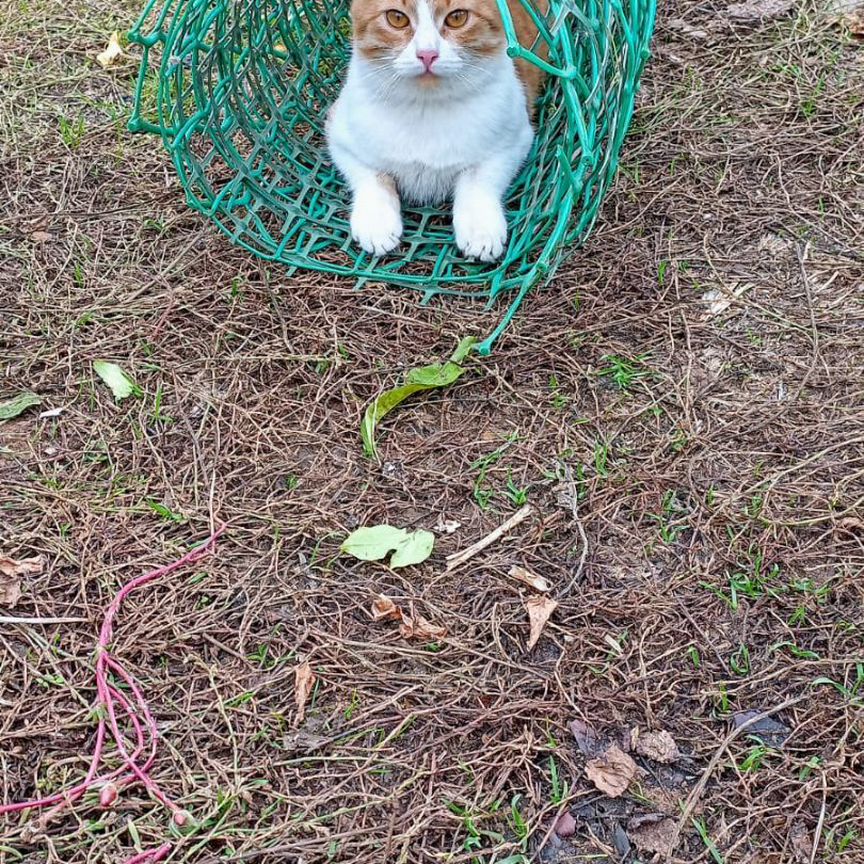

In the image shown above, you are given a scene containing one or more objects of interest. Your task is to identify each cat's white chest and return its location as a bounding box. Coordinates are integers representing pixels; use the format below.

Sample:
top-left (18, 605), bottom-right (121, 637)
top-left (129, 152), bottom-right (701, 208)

top-left (328, 56), bottom-right (530, 204)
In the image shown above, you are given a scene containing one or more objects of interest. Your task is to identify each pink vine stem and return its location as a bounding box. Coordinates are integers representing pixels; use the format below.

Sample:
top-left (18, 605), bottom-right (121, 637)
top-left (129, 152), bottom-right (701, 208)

top-left (0, 525), bottom-right (227, 863)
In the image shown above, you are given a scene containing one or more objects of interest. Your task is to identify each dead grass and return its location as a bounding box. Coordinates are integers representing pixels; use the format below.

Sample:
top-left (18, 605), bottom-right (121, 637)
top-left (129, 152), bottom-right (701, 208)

top-left (1, 0), bottom-right (863, 862)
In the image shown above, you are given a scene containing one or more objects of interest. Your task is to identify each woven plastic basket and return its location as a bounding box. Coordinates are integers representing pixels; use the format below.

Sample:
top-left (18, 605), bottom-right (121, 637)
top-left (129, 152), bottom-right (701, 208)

top-left (129, 0), bottom-right (656, 353)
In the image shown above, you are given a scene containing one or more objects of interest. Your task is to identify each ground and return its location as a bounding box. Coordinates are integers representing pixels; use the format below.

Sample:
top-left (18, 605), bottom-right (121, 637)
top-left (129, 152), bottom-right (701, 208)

top-left (2, 0), bottom-right (864, 861)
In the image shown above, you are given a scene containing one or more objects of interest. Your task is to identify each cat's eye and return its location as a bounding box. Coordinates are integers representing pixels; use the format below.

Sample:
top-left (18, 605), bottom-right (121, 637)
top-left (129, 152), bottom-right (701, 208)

top-left (444, 9), bottom-right (469, 28)
top-left (385, 9), bottom-right (410, 29)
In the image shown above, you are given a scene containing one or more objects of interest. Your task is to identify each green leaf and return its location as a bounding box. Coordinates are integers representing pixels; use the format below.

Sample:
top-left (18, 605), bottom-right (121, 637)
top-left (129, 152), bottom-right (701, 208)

top-left (341, 525), bottom-right (408, 561)
top-left (341, 525), bottom-right (435, 569)
top-left (93, 360), bottom-right (138, 402)
top-left (361, 336), bottom-right (478, 458)
top-left (450, 335), bottom-right (477, 364)
top-left (0, 392), bottom-right (41, 421)
top-left (389, 529), bottom-right (435, 568)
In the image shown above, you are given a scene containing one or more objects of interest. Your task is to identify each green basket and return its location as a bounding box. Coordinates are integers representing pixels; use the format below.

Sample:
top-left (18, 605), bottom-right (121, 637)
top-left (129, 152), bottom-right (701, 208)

top-left (129, 0), bottom-right (656, 354)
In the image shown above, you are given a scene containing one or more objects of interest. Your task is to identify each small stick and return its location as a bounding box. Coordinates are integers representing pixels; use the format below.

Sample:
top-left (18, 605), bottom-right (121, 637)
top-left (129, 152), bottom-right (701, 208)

top-left (445, 505), bottom-right (534, 572)
top-left (0, 616), bottom-right (88, 625)
top-left (810, 772), bottom-right (827, 864)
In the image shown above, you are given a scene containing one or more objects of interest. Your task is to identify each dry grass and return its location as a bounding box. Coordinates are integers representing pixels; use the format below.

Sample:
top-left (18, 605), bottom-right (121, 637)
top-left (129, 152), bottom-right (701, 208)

top-left (2, 0), bottom-right (863, 862)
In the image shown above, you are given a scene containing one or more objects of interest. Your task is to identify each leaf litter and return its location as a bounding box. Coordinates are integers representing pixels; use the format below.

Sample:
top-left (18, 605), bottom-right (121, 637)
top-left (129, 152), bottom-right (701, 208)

top-left (370, 594), bottom-right (447, 641)
top-left (294, 661), bottom-right (315, 725)
top-left (509, 564), bottom-right (551, 592)
top-left (584, 744), bottom-right (638, 798)
top-left (96, 32), bottom-right (127, 68)
top-left (524, 595), bottom-right (557, 650)
top-left (0, 554), bottom-right (46, 608)
top-left (633, 728), bottom-right (680, 763)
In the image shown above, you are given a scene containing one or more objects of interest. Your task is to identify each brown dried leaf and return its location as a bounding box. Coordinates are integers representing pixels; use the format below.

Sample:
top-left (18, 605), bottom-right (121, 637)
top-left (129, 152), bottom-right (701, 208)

top-left (0, 555), bottom-right (46, 608)
top-left (96, 32), bottom-right (126, 68)
top-left (371, 593), bottom-right (403, 621)
top-left (1, 577), bottom-right (22, 607)
top-left (509, 564), bottom-right (551, 593)
top-left (627, 816), bottom-right (676, 855)
top-left (569, 718), bottom-right (603, 757)
top-left (585, 744), bottom-right (637, 798)
top-left (294, 661), bottom-right (315, 725)
top-left (633, 728), bottom-right (680, 764)
top-left (0, 555), bottom-right (46, 578)
top-left (525, 595), bottom-right (558, 650)
top-left (399, 612), bottom-right (446, 641)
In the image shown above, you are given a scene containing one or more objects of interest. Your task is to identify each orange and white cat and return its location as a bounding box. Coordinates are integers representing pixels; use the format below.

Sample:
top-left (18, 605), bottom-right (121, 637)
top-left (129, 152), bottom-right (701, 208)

top-left (326, 0), bottom-right (545, 262)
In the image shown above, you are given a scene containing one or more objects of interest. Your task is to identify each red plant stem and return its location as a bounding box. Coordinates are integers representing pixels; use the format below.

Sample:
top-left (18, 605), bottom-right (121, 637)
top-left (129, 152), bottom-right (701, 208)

top-left (0, 525), bottom-right (226, 864)
top-left (125, 842), bottom-right (172, 863)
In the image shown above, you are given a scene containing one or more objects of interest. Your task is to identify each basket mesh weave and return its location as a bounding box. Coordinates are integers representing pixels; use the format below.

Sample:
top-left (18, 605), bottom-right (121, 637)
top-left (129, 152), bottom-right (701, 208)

top-left (129, 0), bottom-right (656, 353)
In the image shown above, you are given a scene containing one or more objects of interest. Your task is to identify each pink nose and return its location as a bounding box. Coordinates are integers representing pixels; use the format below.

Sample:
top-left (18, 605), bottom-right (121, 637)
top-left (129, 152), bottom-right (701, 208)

top-left (416, 50), bottom-right (439, 72)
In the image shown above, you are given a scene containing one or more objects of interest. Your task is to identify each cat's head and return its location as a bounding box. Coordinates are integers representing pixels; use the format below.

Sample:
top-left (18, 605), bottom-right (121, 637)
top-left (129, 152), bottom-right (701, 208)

top-left (349, 0), bottom-right (506, 88)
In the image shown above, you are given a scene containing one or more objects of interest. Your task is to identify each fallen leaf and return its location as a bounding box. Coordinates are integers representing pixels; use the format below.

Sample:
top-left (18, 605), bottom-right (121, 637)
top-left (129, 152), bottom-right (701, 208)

top-left (525, 595), bottom-right (557, 650)
top-left (725, 0), bottom-right (795, 20)
top-left (361, 336), bottom-right (476, 458)
top-left (294, 661), bottom-right (315, 725)
top-left (96, 31), bottom-right (127, 68)
top-left (371, 594), bottom-right (402, 621)
top-left (371, 595), bottom-right (446, 641)
top-left (569, 718), bottom-right (604, 757)
top-left (702, 282), bottom-right (752, 317)
top-left (555, 811), bottom-right (576, 837)
top-left (0, 555), bottom-right (46, 578)
top-left (434, 518), bottom-right (461, 534)
top-left (0, 393), bottom-right (42, 422)
top-left (612, 824), bottom-right (631, 858)
top-left (342, 525), bottom-right (435, 569)
top-left (93, 360), bottom-right (139, 402)
top-left (399, 612), bottom-right (447, 641)
top-left (509, 564), bottom-right (551, 593)
top-left (732, 710), bottom-right (790, 748)
top-left (633, 729), bottom-right (680, 763)
top-left (627, 816), bottom-right (676, 855)
top-left (0, 578), bottom-right (22, 607)
top-left (31, 231), bottom-right (53, 243)
top-left (585, 744), bottom-right (638, 798)
top-left (390, 531), bottom-right (435, 568)
top-left (0, 554), bottom-right (45, 608)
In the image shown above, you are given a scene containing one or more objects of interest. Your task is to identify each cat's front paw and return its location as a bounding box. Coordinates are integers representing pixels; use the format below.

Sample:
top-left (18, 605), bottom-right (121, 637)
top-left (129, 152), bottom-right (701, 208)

top-left (453, 197), bottom-right (507, 263)
top-left (351, 189), bottom-right (403, 257)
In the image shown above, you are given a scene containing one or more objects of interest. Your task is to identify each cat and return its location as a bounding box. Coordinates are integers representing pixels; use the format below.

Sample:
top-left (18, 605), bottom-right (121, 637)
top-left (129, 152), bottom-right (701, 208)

top-left (326, 0), bottom-right (547, 262)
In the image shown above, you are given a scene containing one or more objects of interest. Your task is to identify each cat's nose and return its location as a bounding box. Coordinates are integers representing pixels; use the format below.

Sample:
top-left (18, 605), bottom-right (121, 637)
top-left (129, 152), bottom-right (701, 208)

top-left (416, 50), bottom-right (439, 72)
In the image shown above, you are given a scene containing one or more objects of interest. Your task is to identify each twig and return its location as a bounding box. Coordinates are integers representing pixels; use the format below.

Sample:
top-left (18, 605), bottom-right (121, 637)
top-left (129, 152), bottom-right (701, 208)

top-left (810, 772), bottom-right (827, 864)
top-left (669, 694), bottom-right (807, 858)
top-left (558, 466), bottom-right (588, 598)
top-left (0, 616), bottom-right (88, 625)
top-left (444, 505), bottom-right (534, 571)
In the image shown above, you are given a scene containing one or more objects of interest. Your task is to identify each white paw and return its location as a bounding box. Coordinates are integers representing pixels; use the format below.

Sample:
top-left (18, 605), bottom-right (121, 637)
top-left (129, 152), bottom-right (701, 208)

top-left (453, 197), bottom-right (507, 263)
top-left (351, 190), bottom-right (402, 257)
